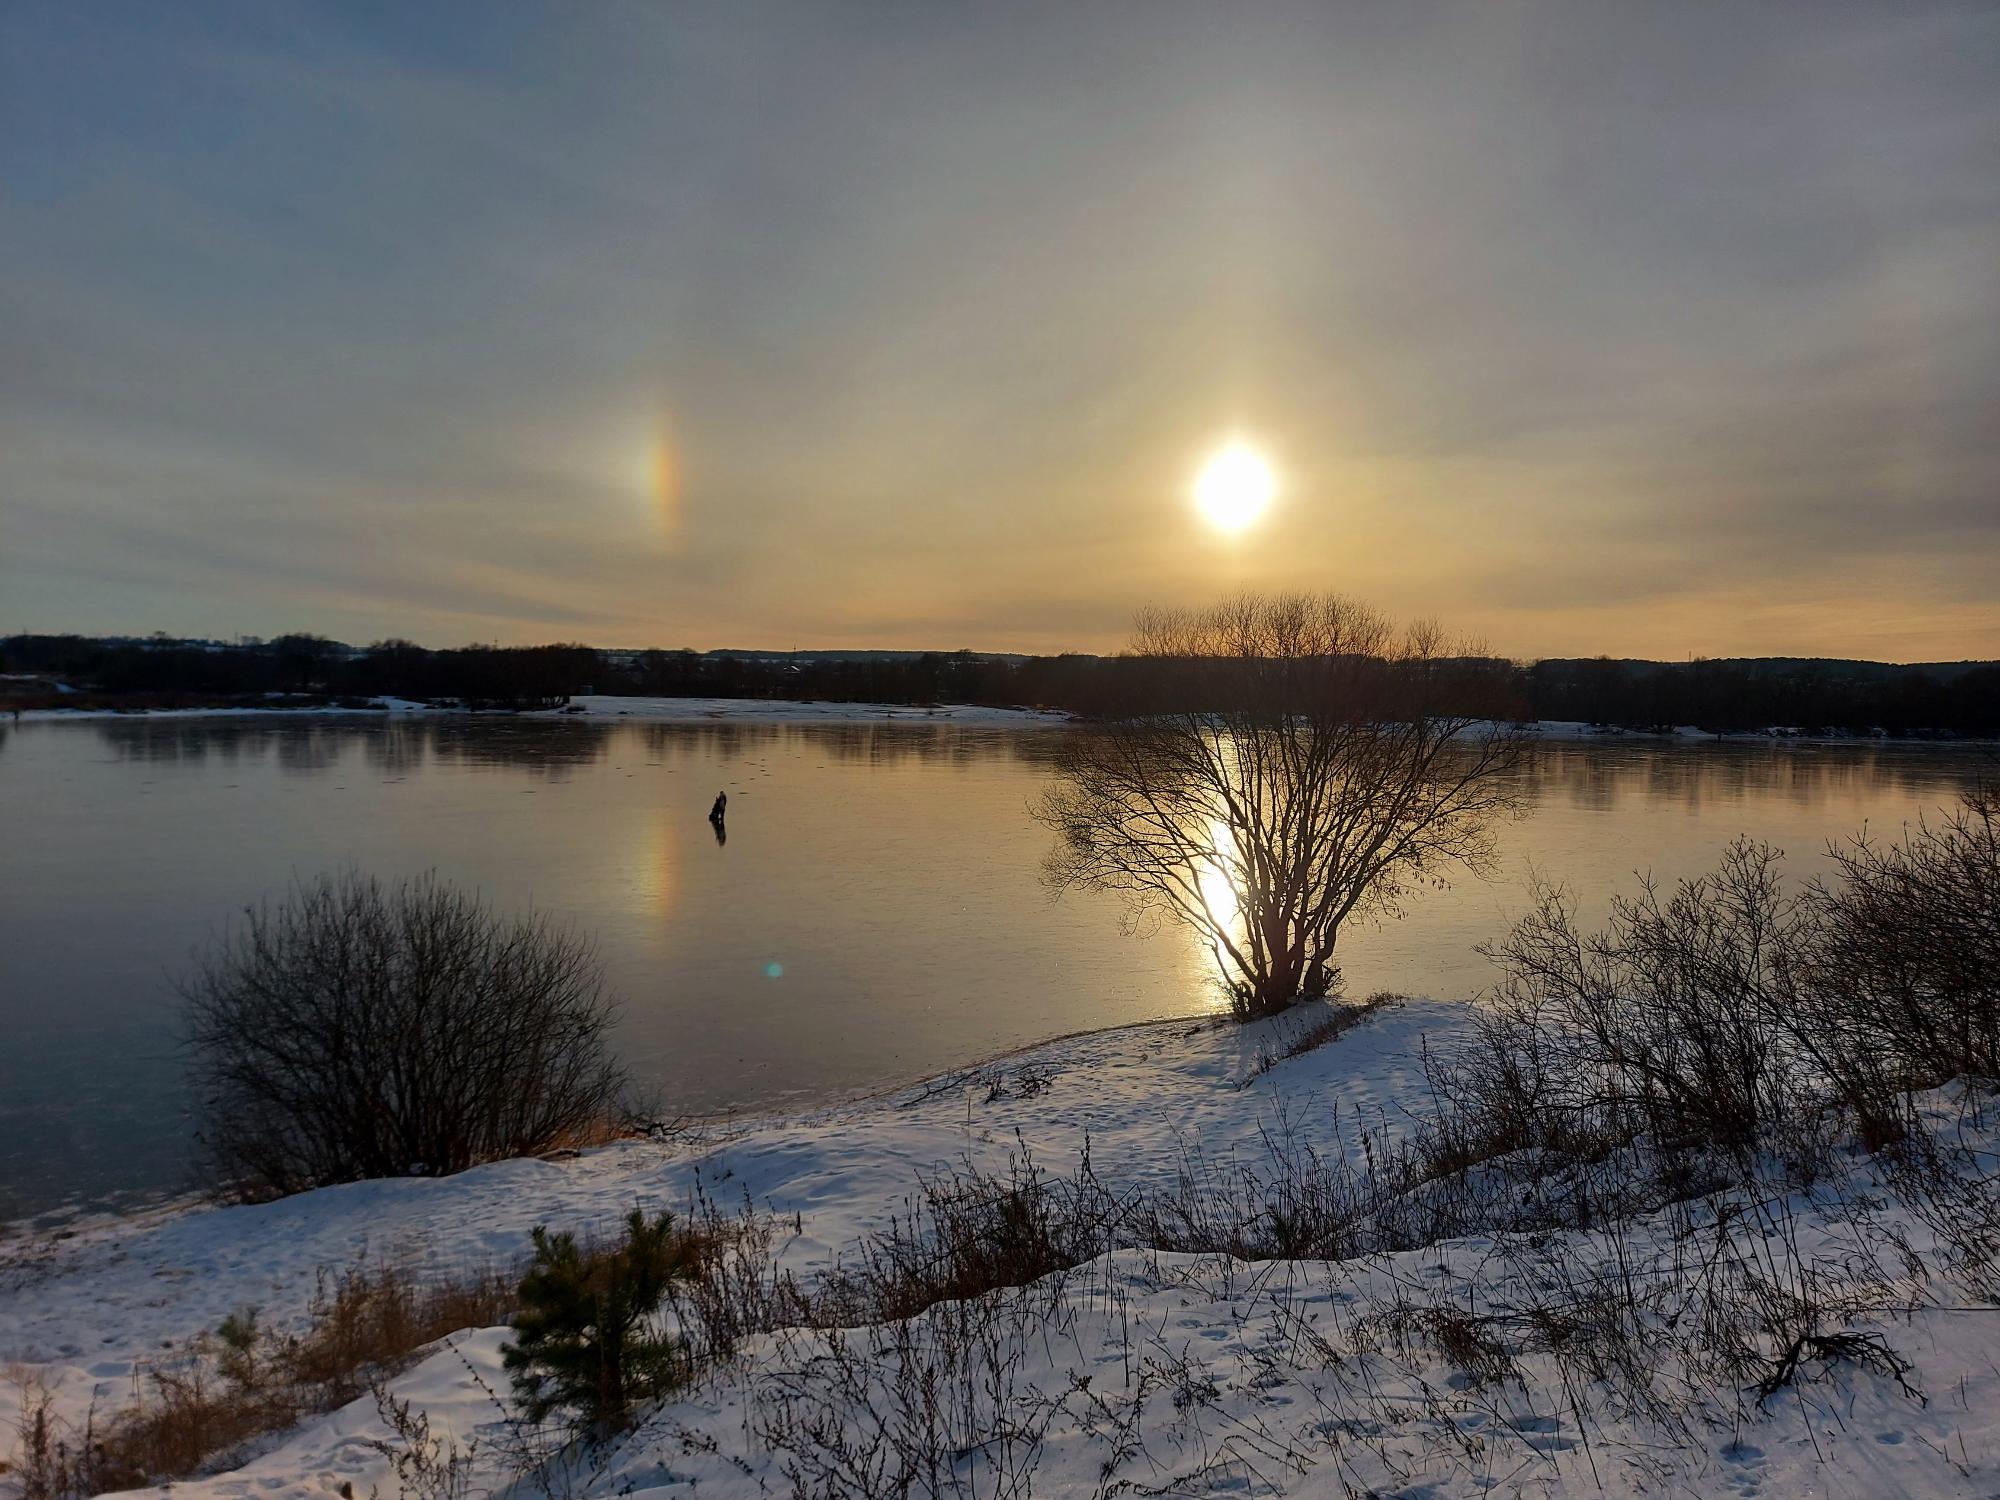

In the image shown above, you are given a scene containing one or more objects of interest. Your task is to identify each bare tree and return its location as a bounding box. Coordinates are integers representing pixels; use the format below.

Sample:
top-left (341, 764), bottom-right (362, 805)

top-left (182, 871), bottom-right (628, 1200)
top-left (1038, 594), bottom-right (1526, 1017)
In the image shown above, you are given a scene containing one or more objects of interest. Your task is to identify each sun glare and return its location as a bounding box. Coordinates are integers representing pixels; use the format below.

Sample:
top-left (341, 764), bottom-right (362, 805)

top-left (1196, 818), bottom-right (1244, 931)
top-left (1192, 442), bottom-right (1276, 534)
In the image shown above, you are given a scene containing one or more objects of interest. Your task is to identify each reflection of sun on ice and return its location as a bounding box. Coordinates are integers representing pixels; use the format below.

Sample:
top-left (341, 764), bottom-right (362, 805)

top-left (1192, 441), bottom-right (1276, 534)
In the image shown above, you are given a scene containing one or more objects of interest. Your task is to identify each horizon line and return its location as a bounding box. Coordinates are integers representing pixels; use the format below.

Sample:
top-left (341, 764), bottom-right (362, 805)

top-left (7, 628), bottom-right (1995, 673)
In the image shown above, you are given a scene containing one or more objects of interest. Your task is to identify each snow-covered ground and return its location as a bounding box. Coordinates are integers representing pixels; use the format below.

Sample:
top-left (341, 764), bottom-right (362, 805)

top-left (14, 697), bottom-right (438, 722)
top-left (1508, 718), bottom-right (1995, 746)
top-left (553, 694), bottom-right (1070, 724)
top-left (4, 998), bottom-right (1996, 1498)
top-left (21, 698), bottom-right (1990, 745)
top-left (14, 696), bottom-right (1069, 725)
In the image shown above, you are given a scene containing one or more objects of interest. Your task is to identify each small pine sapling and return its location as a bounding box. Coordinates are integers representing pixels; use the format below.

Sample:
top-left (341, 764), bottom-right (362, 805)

top-left (501, 1209), bottom-right (701, 1433)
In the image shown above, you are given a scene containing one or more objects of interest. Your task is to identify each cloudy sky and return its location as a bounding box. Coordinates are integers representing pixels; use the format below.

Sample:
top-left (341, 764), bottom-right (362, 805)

top-left (3, 1), bottom-right (1995, 659)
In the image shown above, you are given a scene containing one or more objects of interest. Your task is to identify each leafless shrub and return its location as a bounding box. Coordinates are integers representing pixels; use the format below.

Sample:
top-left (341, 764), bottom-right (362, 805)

top-left (3, 1373), bottom-right (119, 1500)
top-left (753, 1252), bottom-right (1318, 1499)
top-left (1419, 1000), bottom-right (1582, 1163)
top-left (809, 1138), bottom-right (1126, 1329)
top-left (756, 1288), bottom-right (1071, 1500)
top-left (1798, 786), bottom-right (2000, 1121)
top-left (1483, 839), bottom-right (1811, 1151)
top-left (182, 870), bottom-right (629, 1200)
top-left (1475, 799), bottom-right (2000, 1170)
top-left (1412, 1014), bottom-right (1729, 1221)
top-left (662, 1181), bottom-right (814, 1371)
top-left (1133, 1109), bottom-right (1401, 1260)
top-left (367, 1384), bottom-right (480, 1499)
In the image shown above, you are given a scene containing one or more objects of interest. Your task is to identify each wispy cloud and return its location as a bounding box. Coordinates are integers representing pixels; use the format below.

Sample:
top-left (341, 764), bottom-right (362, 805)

top-left (3, 0), bottom-right (1995, 658)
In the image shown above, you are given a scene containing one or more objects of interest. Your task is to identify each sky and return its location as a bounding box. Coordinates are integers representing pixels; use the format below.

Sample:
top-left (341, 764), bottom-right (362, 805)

top-left (2, 2), bottom-right (1996, 661)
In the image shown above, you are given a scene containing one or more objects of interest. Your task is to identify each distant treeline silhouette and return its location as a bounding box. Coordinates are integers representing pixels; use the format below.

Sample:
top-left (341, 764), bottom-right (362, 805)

top-left (4, 632), bottom-right (1996, 736)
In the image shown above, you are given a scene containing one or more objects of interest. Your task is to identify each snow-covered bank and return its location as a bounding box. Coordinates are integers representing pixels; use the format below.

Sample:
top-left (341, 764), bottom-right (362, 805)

top-left (13, 697), bottom-right (438, 722)
top-left (1517, 717), bottom-right (1999, 746)
top-left (21, 698), bottom-right (1990, 745)
top-left (553, 694), bottom-right (1070, 724)
top-left (6, 997), bottom-right (1999, 1498)
top-left (0, 1003), bottom-right (1423, 1374)
top-left (0, 1002), bottom-right (1430, 1483)
top-left (14, 696), bottom-right (1069, 726)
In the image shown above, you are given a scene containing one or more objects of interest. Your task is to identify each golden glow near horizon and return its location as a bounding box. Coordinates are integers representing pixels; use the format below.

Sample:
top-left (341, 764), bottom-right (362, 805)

top-left (1192, 442), bottom-right (1277, 535)
top-left (9, 7), bottom-right (1999, 665)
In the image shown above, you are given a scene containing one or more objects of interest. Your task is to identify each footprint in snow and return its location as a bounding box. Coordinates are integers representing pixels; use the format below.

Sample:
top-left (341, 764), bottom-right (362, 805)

top-left (1721, 1439), bottom-right (1768, 1497)
top-left (1509, 1414), bottom-right (1577, 1453)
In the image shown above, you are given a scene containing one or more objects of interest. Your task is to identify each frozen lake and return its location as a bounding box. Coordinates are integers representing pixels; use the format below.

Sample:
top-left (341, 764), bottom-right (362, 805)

top-left (0, 712), bottom-right (1989, 1224)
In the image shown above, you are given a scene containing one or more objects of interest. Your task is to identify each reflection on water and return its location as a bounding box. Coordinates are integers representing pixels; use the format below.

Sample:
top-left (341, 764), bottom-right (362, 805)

top-left (1526, 739), bottom-right (1991, 815)
top-left (84, 715), bottom-right (1067, 780)
top-left (77, 716), bottom-right (1985, 811)
top-left (0, 717), bottom-right (1989, 1224)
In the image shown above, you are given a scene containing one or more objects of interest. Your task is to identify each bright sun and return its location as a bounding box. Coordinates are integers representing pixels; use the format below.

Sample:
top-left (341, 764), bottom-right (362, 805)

top-left (1192, 442), bottom-right (1276, 534)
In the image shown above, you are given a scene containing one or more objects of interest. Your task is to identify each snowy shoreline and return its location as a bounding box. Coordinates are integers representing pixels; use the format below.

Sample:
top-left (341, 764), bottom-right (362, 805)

top-left (0, 1000), bottom-right (1394, 1477)
top-left (17, 697), bottom-right (1992, 745)
top-left (13, 695), bottom-right (1072, 726)
top-left (5, 994), bottom-right (1998, 1497)
top-left (1513, 717), bottom-right (1998, 747)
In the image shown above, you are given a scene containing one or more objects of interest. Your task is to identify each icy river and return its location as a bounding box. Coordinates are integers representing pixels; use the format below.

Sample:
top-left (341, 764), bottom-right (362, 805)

top-left (0, 709), bottom-right (1989, 1223)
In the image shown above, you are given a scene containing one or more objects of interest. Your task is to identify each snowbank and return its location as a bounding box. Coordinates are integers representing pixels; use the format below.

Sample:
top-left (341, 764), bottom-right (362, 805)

top-left (15, 696), bottom-right (1068, 726)
top-left (553, 695), bottom-right (1070, 724)
top-left (4, 999), bottom-right (1997, 1498)
top-left (1514, 718), bottom-right (1996, 746)
top-left (14, 697), bottom-right (436, 722)
top-left (19, 699), bottom-right (1989, 744)
top-left (0, 1004), bottom-right (1437, 1369)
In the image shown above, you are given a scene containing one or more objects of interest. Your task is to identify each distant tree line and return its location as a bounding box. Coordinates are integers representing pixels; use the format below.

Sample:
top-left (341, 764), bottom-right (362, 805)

top-left (3, 632), bottom-right (1995, 735)
top-left (0, 633), bottom-right (601, 710)
top-left (1522, 655), bottom-right (2000, 738)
